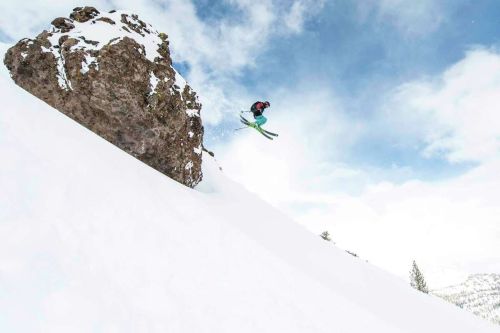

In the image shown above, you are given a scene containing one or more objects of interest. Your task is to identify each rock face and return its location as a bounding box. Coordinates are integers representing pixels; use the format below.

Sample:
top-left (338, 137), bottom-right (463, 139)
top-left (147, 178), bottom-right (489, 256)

top-left (4, 7), bottom-right (203, 187)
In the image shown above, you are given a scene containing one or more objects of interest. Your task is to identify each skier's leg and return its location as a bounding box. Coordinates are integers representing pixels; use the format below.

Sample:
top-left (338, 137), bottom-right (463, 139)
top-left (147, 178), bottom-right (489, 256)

top-left (254, 115), bottom-right (267, 127)
top-left (260, 116), bottom-right (267, 126)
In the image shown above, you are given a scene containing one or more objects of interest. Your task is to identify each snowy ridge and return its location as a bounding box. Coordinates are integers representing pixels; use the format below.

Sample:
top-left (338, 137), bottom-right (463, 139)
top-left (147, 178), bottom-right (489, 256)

top-left (39, 10), bottom-right (186, 93)
top-left (433, 274), bottom-right (500, 325)
top-left (47, 10), bottom-right (162, 62)
top-left (0, 60), bottom-right (498, 332)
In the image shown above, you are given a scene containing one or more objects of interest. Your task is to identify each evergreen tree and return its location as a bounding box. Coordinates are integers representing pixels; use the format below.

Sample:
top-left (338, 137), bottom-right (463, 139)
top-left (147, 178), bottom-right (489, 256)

top-left (410, 260), bottom-right (429, 293)
top-left (320, 231), bottom-right (331, 241)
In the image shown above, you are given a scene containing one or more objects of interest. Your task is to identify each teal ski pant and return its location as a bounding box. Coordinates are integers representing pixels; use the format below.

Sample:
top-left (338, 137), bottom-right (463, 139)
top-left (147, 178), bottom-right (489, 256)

top-left (254, 115), bottom-right (267, 126)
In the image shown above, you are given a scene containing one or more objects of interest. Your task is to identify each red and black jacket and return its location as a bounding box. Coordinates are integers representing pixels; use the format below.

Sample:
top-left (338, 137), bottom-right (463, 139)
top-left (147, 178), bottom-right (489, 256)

top-left (251, 101), bottom-right (266, 117)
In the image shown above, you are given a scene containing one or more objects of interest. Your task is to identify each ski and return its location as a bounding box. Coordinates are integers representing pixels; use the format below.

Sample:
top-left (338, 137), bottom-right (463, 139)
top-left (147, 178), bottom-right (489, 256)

top-left (238, 118), bottom-right (273, 140)
top-left (255, 127), bottom-right (274, 140)
top-left (261, 129), bottom-right (278, 137)
top-left (238, 114), bottom-right (277, 140)
top-left (240, 115), bottom-right (250, 125)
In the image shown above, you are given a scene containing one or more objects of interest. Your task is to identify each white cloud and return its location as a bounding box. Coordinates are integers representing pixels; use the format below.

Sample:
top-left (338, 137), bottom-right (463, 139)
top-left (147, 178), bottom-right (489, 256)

top-left (358, 0), bottom-right (444, 36)
top-left (304, 49), bottom-right (500, 287)
top-left (215, 48), bottom-right (500, 288)
top-left (284, 1), bottom-right (307, 33)
top-left (297, 160), bottom-right (500, 288)
top-left (388, 48), bottom-right (500, 163)
top-left (284, 0), bottom-right (324, 34)
top-left (321, 50), bottom-right (500, 286)
top-left (0, 0), bottom-right (325, 125)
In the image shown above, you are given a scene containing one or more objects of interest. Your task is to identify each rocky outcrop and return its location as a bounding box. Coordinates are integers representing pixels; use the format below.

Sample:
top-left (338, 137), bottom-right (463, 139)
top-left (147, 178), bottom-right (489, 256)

top-left (4, 7), bottom-right (203, 187)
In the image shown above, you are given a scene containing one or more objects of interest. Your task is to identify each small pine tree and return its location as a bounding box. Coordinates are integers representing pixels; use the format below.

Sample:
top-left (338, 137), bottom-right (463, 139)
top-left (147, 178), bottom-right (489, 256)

top-left (320, 231), bottom-right (331, 241)
top-left (410, 260), bottom-right (429, 293)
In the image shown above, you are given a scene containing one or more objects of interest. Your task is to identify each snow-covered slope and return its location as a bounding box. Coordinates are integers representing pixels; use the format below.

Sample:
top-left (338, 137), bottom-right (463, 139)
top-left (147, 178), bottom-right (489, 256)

top-left (1, 53), bottom-right (498, 332)
top-left (433, 274), bottom-right (500, 325)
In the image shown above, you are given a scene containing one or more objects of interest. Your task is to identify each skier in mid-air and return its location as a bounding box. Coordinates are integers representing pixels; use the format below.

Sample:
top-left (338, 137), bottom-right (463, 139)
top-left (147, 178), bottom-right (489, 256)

top-left (238, 100), bottom-right (278, 140)
top-left (250, 101), bottom-right (271, 128)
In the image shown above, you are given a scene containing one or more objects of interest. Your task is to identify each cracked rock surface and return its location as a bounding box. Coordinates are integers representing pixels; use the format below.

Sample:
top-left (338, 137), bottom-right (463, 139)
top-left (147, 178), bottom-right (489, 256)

top-left (4, 6), bottom-right (203, 187)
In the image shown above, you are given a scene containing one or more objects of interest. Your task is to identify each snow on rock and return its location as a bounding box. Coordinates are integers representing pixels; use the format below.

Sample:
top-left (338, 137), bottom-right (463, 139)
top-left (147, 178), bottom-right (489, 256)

top-left (3, 7), bottom-right (204, 188)
top-left (194, 144), bottom-right (203, 155)
top-left (45, 9), bottom-right (164, 63)
top-left (186, 108), bottom-right (200, 117)
top-left (41, 42), bottom-right (73, 90)
top-left (80, 53), bottom-right (99, 74)
top-left (174, 68), bottom-right (187, 91)
top-left (149, 70), bottom-right (160, 94)
top-left (37, 8), bottom-right (172, 83)
top-left (0, 62), bottom-right (498, 332)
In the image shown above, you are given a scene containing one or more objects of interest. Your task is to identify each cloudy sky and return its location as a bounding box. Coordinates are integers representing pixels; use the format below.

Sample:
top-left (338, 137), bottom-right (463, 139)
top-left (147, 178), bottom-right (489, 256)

top-left (1, 0), bottom-right (500, 287)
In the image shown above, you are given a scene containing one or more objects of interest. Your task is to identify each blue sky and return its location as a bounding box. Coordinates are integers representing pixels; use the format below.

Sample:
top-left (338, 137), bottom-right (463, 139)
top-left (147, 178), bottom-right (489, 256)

top-left (185, 0), bottom-right (500, 283)
top-left (177, 0), bottom-right (500, 181)
top-left (1, 0), bottom-right (499, 284)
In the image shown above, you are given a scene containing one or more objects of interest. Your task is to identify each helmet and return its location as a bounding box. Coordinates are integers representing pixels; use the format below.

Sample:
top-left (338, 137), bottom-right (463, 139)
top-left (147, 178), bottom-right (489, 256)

top-left (263, 101), bottom-right (270, 107)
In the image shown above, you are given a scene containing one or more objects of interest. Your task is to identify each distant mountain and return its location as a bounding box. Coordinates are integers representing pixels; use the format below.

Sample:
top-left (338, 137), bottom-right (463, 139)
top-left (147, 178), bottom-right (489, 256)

top-left (433, 274), bottom-right (500, 325)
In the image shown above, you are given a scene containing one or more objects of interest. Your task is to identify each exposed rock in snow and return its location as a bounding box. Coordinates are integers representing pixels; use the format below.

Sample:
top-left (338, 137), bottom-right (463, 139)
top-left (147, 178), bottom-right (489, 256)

top-left (3, 6), bottom-right (203, 187)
